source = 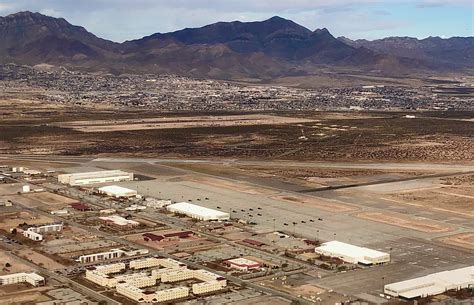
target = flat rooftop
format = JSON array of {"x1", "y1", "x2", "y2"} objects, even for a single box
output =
[
  {"x1": 59, "y1": 170, "x2": 131, "y2": 179},
  {"x1": 385, "y1": 266, "x2": 474, "y2": 299},
  {"x1": 316, "y1": 240, "x2": 389, "y2": 259},
  {"x1": 167, "y1": 202, "x2": 230, "y2": 218}
]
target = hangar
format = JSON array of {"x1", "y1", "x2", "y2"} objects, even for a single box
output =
[
  {"x1": 98, "y1": 185, "x2": 138, "y2": 198},
  {"x1": 166, "y1": 202, "x2": 230, "y2": 221},
  {"x1": 315, "y1": 241, "x2": 390, "y2": 265},
  {"x1": 58, "y1": 170, "x2": 134, "y2": 186},
  {"x1": 384, "y1": 266, "x2": 474, "y2": 299}
]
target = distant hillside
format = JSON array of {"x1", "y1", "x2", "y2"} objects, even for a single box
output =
[
  {"x1": 0, "y1": 11, "x2": 471, "y2": 79},
  {"x1": 339, "y1": 36, "x2": 474, "y2": 68}
]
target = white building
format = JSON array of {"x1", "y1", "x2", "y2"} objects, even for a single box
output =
[
  {"x1": 225, "y1": 258, "x2": 262, "y2": 271},
  {"x1": 50, "y1": 209, "x2": 69, "y2": 216},
  {"x1": 0, "y1": 200, "x2": 12, "y2": 207},
  {"x1": 23, "y1": 223, "x2": 64, "y2": 241},
  {"x1": 99, "y1": 215, "x2": 140, "y2": 228},
  {"x1": 98, "y1": 185, "x2": 138, "y2": 198},
  {"x1": 77, "y1": 248, "x2": 149, "y2": 264},
  {"x1": 144, "y1": 198, "x2": 172, "y2": 209},
  {"x1": 23, "y1": 169, "x2": 42, "y2": 175},
  {"x1": 384, "y1": 266, "x2": 474, "y2": 299},
  {"x1": 23, "y1": 230, "x2": 43, "y2": 241},
  {"x1": 167, "y1": 202, "x2": 230, "y2": 221},
  {"x1": 58, "y1": 170, "x2": 133, "y2": 186},
  {"x1": 125, "y1": 204, "x2": 146, "y2": 211},
  {"x1": 315, "y1": 241, "x2": 390, "y2": 265},
  {"x1": 27, "y1": 223, "x2": 63, "y2": 234},
  {"x1": 0, "y1": 273, "x2": 45, "y2": 286}
]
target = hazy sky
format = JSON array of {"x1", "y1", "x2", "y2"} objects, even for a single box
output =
[{"x1": 0, "y1": 0, "x2": 472, "y2": 42}]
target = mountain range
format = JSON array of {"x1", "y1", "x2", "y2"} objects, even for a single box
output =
[{"x1": 0, "y1": 11, "x2": 472, "y2": 79}]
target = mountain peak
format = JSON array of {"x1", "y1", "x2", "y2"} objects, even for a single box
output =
[
  {"x1": 4, "y1": 11, "x2": 60, "y2": 21},
  {"x1": 6, "y1": 11, "x2": 38, "y2": 17},
  {"x1": 314, "y1": 28, "x2": 329, "y2": 34},
  {"x1": 266, "y1": 16, "x2": 290, "y2": 22}
]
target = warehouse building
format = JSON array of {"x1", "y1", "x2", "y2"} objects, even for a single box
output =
[
  {"x1": 58, "y1": 170, "x2": 133, "y2": 186},
  {"x1": 0, "y1": 272, "x2": 45, "y2": 286},
  {"x1": 384, "y1": 266, "x2": 474, "y2": 299},
  {"x1": 166, "y1": 202, "x2": 230, "y2": 221},
  {"x1": 99, "y1": 215, "x2": 140, "y2": 228},
  {"x1": 315, "y1": 241, "x2": 390, "y2": 265},
  {"x1": 98, "y1": 185, "x2": 138, "y2": 198},
  {"x1": 143, "y1": 231, "x2": 194, "y2": 243},
  {"x1": 224, "y1": 258, "x2": 262, "y2": 271}
]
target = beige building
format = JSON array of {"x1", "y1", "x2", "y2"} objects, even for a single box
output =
[
  {"x1": 192, "y1": 280, "x2": 225, "y2": 295},
  {"x1": 161, "y1": 269, "x2": 193, "y2": 283},
  {"x1": 0, "y1": 272, "x2": 45, "y2": 286},
  {"x1": 85, "y1": 270, "x2": 115, "y2": 288},
  {"x1": 117, "y1": 283, "x2": 189, "y2": 303},
  {"x1": 95, "y1": 263, "x2": 126, "y2": 274},
  {"x1": 85, "y1": 259, "x2": 226, "y2": 303},
  {"x1": 130, "y1": 257, "x2": 162, "y2": 270}
]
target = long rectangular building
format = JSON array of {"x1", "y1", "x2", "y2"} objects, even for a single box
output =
[
  {"x1": 0, "y1": 273, "x2": 45, "y2": 286},
  {"x1": 58, "y1": 170, "x2": 133, "y2": 186},
  {"x1": 98, "y1": 185, "x2": 138, "y2": 198},
  {"x1": 315, "y1": 241, "x2": 390, "y2": 265},
  {"x1": 77, "y1": 248, "x2": 149, "y2": 264},
  {"x1": 167, "y1": 202, "x2": 230, "y2": 221},
  {"x1": 384, "y1": 266, "x2": 474, "y2": 299}
]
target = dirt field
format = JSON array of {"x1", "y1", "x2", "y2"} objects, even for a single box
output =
[
  {"x1": 16, "y1": 249, "x2": 65, "y2": 270},
  {"x1": 0, "y1": 250, "x2": 33, "y2": 275},
  {"x1": 6, "y1": 192, "x2": 76, "y2": 210},
  {"x1": 384, "y1": 187, "x2": 474, "y2": 217},
  {"x1": 0, "y1": 289, "x2": 50, "y2": 304},
  {"x1": 258, "y1": 278, "x2": 325, "y2": 300},
  {"x1": 437, "y1": 232, "x2": 474, "y2": 251},
  {"x1": 272, "y1": 194, "x2": 358, "y2": 213},
  {"x1": 185, "y1": 175, "x2": 277, "y2": 195},
  {"x1": 1, "y1": 110, "x2": 472, "y2": 162},
  {"x1": 356, "y1": 211, "x2": 454, "y2": 233},
  {"x1": 0, "y1": 211, "x2": 54, "y2": 231},
  {"x1": 55, "y1": 114, "x2": 316, "y2": 132}
]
